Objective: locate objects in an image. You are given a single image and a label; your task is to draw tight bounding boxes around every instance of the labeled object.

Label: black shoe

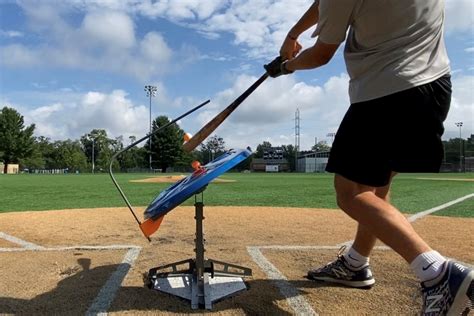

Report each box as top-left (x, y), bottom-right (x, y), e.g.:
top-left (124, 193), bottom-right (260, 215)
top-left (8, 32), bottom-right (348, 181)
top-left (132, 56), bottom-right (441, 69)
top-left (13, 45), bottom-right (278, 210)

top-left (307, 248), bottom-right (375, 289)
top-left (421, 260), bottom-right (474, 315)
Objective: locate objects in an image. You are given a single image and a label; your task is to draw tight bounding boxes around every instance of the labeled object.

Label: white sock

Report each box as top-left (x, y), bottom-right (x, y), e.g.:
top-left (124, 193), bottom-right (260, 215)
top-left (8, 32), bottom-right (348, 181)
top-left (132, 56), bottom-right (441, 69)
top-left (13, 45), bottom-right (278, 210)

top-left (343, 247), bottom-right (370, 270)
top-left (410, 250), bottom-right (446, 282)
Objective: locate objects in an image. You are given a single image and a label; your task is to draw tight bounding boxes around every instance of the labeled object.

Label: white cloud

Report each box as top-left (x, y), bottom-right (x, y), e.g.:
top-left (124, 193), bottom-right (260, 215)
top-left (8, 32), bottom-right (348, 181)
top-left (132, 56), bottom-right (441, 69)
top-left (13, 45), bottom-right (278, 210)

top-left (10, 73), bottom-right (473, 151)
top-left (140, 32), bottom-right (172, 64)
top-left (0, 44), bottom-right (38, 66)
top-left (81, 11), bottom-right (135, 49)
top-left (1, 3), bottom-right (174, 80)
top-left (0, 30), bottom-right (24, 38)
top-left (191, 0), bottom-right (312, 58)
top-left (444, 75), bottom-right (474, 139)
top-left (183, 72), bottom-right (473, 150)
top-left (181, 73), bottom-right (349, 150)
top-left (5, 0), bottom-right (472, 80)
top-left (465, 47), bottom-right (474, 53)
top-left (445, 0), bottom-right (474, 34)
top-left (20, 90), bottom-right (149, 141)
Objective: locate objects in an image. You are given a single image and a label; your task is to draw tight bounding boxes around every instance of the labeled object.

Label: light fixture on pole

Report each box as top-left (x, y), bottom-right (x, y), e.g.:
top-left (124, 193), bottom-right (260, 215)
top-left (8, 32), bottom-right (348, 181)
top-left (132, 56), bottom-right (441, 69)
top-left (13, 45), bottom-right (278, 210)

top-left (327, 132), bottom-right (336, 145)
top-left (455, 122), bottom-right (463, 172)
top-left (145, 85), bottom-right (157, 172)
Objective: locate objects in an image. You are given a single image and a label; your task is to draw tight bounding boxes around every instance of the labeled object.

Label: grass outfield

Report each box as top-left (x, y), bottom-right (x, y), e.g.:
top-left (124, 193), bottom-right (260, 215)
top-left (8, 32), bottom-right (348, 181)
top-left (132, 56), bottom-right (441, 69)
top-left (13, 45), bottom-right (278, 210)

top-left (0, 172), bottom-right (472, 217)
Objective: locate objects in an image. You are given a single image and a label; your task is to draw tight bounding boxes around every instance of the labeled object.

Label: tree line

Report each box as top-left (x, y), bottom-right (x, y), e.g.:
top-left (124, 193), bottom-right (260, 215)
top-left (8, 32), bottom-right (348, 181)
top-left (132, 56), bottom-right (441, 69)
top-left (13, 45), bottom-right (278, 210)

top-left (0, 106), bottom-right (243, 173)
top-left (0, 106), bottom-right (472, 173)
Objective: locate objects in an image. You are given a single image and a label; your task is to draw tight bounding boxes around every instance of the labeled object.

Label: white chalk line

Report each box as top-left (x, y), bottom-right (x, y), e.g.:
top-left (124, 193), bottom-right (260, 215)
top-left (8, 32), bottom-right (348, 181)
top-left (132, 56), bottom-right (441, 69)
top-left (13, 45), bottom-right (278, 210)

top-left (247, 246), bottom-right (318, 316)
top-left (0, 244), bottom-right (141, 252)
top-left (248, 193), bottom-right (474, 316)
top-left (1, 193), bottom-right (472, 315)
top-left (408, 193), bottom-right (474, 222)
top-left (86, 247), bottom-right (141, 315)
top-left (0, 232), bottom-right (142, 316)
top-left (0, 231), bottom-right (45, 249)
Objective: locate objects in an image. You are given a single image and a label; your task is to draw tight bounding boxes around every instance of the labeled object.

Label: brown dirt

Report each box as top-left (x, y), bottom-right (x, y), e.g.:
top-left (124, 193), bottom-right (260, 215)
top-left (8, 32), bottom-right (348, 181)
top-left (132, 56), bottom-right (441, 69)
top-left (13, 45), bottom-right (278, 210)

top-left (130, 175), bottom-right (235, 183)
top-left (0, 206), bottom-right (472, 315)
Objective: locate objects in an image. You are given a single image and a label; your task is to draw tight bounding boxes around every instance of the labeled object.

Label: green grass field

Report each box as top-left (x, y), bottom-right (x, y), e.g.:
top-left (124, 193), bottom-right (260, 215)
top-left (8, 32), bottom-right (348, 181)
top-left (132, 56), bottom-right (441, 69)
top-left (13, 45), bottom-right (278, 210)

top-left (0, 172), bottom-right (472, 217)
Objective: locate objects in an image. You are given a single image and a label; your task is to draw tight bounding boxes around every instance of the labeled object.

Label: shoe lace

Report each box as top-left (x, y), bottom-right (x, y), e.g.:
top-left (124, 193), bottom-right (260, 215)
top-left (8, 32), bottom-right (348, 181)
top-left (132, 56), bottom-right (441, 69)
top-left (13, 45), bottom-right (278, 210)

top-left (337, 245), bottom-right (347, 258)
top-left (319, 245), bottom-right (347, 273)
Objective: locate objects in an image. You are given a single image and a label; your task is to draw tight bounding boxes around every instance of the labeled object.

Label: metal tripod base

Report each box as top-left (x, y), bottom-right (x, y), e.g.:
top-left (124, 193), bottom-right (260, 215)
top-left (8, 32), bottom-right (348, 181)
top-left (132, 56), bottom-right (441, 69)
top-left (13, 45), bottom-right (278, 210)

top-left (149, 270), bottom-right (248, 309)
top-left (145, 195), bottom-right (251, 310)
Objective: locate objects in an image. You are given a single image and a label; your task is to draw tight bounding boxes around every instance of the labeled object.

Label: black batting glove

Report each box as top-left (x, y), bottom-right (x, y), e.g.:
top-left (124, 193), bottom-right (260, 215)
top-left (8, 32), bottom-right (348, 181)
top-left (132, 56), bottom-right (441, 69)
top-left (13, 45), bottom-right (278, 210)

top-left (264, 56), bottom-right (294, 78)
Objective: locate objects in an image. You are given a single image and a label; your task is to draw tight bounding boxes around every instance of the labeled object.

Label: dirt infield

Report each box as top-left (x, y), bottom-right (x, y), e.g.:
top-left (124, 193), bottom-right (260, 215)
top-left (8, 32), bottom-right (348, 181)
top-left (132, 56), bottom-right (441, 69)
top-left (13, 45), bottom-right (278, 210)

top-left (0, 206), bottom-right (473, 315)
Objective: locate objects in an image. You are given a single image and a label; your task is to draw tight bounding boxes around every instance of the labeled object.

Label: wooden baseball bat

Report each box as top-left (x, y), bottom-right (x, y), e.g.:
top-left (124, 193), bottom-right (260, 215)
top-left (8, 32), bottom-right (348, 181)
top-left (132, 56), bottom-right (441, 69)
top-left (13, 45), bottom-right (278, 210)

top-left (182, 72), bottom-right (269, 152)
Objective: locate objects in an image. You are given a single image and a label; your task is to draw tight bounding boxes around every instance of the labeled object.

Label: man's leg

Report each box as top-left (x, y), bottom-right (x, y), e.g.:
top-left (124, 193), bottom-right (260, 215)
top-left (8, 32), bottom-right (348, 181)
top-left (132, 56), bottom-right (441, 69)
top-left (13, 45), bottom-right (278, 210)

top-left (306, 177), bottom-right (393, 287)
top-left (349, 180), bottom-right (392, 259)
top-left (307, 173), bottom-right (425, 287)
top-left (334, 174), bottom-right (429, 263)
top-left (334, 174), bottom-right (474, 315)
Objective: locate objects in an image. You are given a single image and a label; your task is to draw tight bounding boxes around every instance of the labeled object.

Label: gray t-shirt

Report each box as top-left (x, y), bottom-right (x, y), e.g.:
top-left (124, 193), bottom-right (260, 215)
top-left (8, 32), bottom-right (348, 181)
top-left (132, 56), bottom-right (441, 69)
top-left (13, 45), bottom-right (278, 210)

top-left (312, 0), bottom-right (451, 103)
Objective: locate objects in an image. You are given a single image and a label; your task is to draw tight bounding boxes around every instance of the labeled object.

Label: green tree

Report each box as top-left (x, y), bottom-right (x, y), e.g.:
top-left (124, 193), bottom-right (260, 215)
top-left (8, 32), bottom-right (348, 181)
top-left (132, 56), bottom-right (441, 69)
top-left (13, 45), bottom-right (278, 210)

top-left (254, 141), bottom-right (272, 158)
top-left (199, 134), bottom-right (226, 164)
top-left (311, 141), bottom-right (331, 153)
top-left (80, 129), bottom-right (116, 172)
top-left (282, 144), bottom-right (296, 172)
top-left (466, 134), bottom-right (474, 158)
top-left (19, 136), bottom-right (52, 170)
top-left (50, 140), bottom-right (87, 172)
top-left (113, 135), bottom-right (147, 171)
top-left (0, 107), bottom-right (35, 172)
top-left (148, 116), bottom-right (185, 172)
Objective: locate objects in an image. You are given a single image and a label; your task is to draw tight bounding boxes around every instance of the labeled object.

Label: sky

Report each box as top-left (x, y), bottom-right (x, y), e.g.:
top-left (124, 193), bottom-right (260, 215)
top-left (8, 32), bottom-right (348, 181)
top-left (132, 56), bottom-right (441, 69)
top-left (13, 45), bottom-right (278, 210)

top-left (0, 0), bottom-right (473, 152)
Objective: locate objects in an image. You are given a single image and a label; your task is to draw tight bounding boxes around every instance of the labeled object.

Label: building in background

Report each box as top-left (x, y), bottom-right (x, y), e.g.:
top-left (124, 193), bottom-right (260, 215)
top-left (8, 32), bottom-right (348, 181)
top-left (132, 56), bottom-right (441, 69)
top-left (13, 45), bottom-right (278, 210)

top-left (251, 147), bottom-right (289, 172)
top-left (297, 151), bottom-right (330, 173)
top-left (1, 163), bottom-right (20, 174)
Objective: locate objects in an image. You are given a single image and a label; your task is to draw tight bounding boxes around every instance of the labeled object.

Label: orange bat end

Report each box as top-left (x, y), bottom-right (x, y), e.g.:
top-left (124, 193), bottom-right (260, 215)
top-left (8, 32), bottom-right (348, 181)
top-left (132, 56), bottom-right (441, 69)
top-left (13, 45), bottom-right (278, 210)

top-left (139, 216), bottom-right (165, 238)
top-left (183, 132), bottom-right (192, 142)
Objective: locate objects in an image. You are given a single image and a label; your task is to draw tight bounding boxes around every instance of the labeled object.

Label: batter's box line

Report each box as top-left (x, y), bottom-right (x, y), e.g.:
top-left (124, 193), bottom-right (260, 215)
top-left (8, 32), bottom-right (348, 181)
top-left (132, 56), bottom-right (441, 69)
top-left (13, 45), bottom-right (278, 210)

top-left (247, 245), bottom-right (393, 316)
top-left (0, 244), bottom-right (141, 252)
top-left (247, 193), bottom-right (474, 316)
top-left (0, 231), bottom-right (45, 250)
top-left (0, 231), bottom-right (142, 316)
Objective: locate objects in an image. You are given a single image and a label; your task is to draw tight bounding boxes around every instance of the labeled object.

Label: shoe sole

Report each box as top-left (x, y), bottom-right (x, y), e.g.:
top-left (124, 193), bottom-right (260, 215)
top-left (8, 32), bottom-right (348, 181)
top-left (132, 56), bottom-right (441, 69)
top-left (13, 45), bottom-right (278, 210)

top-left (448, 270), bottom-right (473, 316)
top-left (307, 274), bottom-right (375, 289)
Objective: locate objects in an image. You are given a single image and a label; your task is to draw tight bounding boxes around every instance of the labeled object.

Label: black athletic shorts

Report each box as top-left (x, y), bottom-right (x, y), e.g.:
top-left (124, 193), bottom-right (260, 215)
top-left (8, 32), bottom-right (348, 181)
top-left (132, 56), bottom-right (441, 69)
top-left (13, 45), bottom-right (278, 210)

top-left (326, 74), bottom-right (451, 187)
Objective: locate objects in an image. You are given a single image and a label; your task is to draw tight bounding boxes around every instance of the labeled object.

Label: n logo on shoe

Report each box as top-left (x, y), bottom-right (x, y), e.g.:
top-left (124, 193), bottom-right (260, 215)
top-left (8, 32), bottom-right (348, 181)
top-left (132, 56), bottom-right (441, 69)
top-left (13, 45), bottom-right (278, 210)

top-left (331, 267), bottom-right (349, 279)
top-left (425, 294), bottom-right (442, 313)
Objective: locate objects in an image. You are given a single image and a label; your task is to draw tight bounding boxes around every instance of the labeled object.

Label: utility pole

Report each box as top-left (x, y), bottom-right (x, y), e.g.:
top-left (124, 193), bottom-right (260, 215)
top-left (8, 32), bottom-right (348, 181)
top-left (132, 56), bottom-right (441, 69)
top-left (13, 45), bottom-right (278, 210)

top-left (145, 85), bottom-right (157, 172)
top-left (455, 122), bottom-right (463, 172)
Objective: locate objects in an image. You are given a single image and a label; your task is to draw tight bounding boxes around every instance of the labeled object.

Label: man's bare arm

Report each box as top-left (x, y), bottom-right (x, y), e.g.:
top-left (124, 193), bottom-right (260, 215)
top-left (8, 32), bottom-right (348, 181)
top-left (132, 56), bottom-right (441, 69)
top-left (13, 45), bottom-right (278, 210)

top-left (280, 2), bottom-right (320, 60)
top-left (288, 1), bottom-right (320, 39)
top-left (285, 39), bottom-right (339, 71)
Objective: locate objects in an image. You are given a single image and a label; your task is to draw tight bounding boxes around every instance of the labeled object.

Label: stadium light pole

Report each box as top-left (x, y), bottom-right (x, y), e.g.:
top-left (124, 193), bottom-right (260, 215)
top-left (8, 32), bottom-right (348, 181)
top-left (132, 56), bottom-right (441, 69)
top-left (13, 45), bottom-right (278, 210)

top-left (145, 85), bottom-right (157, 172)
top-left (327, 132), bottom-right (336, 145)
top-left (92, 138), bottom-right (95, 174)
top-left (88, 134), bottom-right (95, 174)
top-left (455, 122), bottom-right (463, 172)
